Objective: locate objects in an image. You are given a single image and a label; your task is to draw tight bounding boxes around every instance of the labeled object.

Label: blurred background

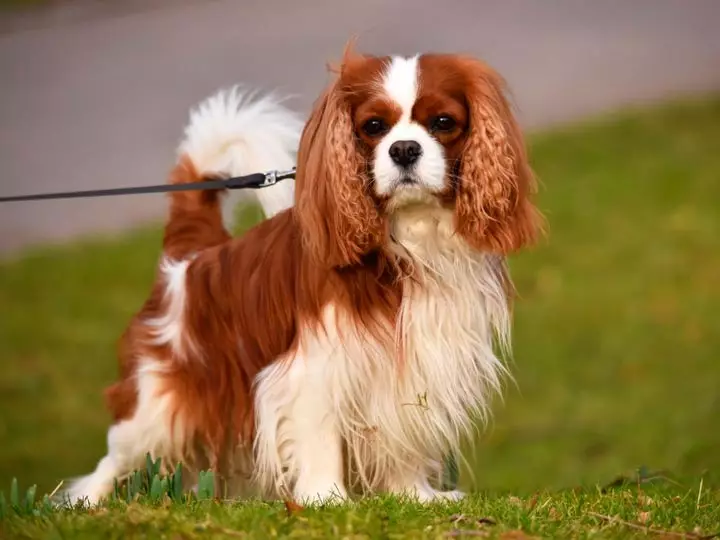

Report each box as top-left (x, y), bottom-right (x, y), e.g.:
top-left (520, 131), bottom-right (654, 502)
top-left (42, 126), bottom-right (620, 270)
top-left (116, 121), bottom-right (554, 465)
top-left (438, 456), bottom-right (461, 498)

top-left (0, 0), bottom-right (719, 496)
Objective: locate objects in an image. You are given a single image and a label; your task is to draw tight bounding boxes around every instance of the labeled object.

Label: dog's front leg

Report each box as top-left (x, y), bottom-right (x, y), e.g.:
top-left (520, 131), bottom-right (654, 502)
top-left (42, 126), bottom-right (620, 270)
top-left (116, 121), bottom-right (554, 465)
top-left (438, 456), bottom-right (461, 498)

top-left (288, 374), bottom-right (346, 505)
top-left (254, 345), bottom-right (347, 505)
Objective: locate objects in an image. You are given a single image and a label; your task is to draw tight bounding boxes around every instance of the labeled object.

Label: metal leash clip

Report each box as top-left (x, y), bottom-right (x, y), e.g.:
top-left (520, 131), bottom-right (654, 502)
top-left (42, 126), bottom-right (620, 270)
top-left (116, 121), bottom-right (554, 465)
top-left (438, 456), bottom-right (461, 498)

top-left (261, 170), bottom-right (278, 187)
top-left (261, 167), bottom-right (297, 187)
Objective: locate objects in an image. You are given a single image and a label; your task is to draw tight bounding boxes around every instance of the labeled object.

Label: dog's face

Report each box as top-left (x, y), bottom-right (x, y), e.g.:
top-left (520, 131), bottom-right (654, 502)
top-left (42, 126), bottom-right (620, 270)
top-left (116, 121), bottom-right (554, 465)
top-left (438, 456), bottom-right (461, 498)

top-left (295, 50), bottom-right (541, 267)
top-left (349, 55), bottom-right (469, 205)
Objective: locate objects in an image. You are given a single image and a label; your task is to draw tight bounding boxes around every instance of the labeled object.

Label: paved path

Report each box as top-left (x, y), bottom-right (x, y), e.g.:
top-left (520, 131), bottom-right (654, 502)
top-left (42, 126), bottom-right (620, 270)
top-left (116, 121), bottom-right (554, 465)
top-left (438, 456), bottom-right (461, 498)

top-left (1, 0), bottom-right (719, 256)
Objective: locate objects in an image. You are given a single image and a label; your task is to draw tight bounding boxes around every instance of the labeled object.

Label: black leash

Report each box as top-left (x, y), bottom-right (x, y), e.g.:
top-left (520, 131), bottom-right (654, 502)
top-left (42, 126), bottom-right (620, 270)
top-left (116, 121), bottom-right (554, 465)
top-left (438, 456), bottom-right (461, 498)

top-left (0, 168), bottom-right (296, 203)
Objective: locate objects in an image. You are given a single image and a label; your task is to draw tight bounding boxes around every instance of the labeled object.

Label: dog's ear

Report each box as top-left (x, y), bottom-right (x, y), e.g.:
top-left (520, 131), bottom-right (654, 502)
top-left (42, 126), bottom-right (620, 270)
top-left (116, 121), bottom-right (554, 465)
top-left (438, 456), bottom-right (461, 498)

top-left (453, 57), bottom-right (543, 254)
top-left (294, 55), bottom-right (386, 268)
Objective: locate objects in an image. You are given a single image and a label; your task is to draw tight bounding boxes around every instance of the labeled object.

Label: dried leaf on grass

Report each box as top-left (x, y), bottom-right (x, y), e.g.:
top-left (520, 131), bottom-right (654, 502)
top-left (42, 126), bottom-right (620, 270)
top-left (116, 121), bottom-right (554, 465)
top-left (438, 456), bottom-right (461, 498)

top-left (284, 499), bottom-right (304, 515)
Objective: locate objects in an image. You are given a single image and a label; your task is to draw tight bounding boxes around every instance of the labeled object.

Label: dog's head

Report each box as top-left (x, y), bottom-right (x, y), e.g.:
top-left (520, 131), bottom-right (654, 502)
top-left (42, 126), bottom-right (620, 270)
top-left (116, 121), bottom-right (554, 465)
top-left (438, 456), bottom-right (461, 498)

top-left (295, 47), bottom-right (542, 267)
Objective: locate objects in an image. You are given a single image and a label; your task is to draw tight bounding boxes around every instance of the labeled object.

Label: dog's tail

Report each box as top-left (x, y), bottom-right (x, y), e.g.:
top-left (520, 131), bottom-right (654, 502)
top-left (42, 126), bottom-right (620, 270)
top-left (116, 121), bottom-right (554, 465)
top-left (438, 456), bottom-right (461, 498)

top-left (164, 86), bottom-right (302, 259)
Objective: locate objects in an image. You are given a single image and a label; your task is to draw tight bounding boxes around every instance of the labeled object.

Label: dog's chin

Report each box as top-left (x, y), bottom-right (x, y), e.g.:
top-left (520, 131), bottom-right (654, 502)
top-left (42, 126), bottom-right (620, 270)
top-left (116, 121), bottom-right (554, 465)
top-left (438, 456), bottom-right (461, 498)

top-left (386, 180), bottom-right (443, 212)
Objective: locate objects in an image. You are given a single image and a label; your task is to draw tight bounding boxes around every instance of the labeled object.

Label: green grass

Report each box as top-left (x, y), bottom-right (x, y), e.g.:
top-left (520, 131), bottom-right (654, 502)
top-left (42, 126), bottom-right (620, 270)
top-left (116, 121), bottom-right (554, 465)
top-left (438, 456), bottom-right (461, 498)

top-left (1, 95), bottom-right (720, 537)
top-left (2, 482), bottom-right (719, 539)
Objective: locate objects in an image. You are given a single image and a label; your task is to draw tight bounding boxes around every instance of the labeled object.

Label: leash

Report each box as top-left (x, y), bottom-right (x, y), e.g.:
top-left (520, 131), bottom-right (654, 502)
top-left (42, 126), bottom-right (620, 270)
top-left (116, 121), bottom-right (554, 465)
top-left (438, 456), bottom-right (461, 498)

top-left (0, 168), bottom-right (297, 203)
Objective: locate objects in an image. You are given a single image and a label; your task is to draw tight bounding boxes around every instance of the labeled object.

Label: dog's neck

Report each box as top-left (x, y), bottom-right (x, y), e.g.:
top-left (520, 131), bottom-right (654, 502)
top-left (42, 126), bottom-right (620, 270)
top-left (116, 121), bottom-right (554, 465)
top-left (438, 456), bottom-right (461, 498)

top-left (389, 202), bottom-right (464, 264)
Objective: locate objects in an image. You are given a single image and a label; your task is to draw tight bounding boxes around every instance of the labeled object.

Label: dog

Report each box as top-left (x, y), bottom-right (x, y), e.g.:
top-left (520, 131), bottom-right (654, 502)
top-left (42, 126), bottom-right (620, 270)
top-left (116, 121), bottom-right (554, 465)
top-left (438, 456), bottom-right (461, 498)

top-left (63, 46), bottom-right (541, 506)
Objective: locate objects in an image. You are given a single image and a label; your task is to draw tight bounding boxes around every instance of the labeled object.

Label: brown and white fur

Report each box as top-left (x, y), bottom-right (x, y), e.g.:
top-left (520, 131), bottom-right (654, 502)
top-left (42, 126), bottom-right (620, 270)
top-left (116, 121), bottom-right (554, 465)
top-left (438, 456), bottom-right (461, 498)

top-left (62, 48), bottom-right (541, 506)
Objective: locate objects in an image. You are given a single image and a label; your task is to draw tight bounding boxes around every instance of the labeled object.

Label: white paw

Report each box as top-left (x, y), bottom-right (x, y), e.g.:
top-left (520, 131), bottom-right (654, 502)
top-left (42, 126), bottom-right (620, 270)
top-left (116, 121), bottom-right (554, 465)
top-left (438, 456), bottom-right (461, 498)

top-left (57, 476), bottom-right (108, 507)
top-left (57, 455), bottom-right (121, 507)
top-left (431, 489), bottom-right (466, 502)
top-left (293, 484), bottom-right (348, 506)
top-left (390, 483), bottom-right (466, 503)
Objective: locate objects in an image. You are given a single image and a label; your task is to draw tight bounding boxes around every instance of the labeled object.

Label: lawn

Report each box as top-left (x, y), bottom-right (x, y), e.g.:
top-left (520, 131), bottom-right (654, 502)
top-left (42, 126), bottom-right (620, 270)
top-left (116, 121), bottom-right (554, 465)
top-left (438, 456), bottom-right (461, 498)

top-left (2, 485), bottom-right (719, 539)
top-left (1, 94), bottom-right (719, 538)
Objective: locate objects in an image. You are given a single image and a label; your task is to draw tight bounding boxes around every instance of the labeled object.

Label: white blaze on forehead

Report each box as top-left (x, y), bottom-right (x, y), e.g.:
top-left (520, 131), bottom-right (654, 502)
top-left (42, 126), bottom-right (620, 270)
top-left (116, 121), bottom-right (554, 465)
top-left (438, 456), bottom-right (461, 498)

top-left (374, 54), bottom-right (447, 199)
top-left (382, 56), bottom-right (419, 119)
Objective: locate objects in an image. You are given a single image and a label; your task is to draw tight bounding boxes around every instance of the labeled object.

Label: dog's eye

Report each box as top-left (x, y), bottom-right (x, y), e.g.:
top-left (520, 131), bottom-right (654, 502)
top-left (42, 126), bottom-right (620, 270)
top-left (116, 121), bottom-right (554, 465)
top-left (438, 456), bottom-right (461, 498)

top-left (361, 117), bottom-right (389, 137)
top-left (430, 115), bottom-right (457, 133)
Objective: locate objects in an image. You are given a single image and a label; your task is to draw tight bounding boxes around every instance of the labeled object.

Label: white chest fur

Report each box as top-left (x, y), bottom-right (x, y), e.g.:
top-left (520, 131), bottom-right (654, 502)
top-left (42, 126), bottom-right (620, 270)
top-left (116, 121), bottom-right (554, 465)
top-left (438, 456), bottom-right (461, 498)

top-left (393, 206), bottom-right (510, 420)
top-left (346, 206), bottom-right (511, 487)
top-left (253, 206), bottom-right (512, 501)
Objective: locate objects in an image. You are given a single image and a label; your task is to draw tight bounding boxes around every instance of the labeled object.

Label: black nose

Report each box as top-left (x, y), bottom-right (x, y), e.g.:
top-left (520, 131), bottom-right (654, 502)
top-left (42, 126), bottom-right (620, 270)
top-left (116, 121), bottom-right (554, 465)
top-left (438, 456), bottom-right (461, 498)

top-left (388, 140), bottom-right (422, 168)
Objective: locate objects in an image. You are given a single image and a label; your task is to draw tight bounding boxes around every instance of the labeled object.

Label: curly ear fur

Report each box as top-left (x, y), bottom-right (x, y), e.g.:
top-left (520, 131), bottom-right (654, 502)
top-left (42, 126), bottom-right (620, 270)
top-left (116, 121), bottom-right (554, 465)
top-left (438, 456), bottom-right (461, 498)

top-left (454, 59), bottom-right (542, 254)
top-left (294, 79), bottom-right (385, 268)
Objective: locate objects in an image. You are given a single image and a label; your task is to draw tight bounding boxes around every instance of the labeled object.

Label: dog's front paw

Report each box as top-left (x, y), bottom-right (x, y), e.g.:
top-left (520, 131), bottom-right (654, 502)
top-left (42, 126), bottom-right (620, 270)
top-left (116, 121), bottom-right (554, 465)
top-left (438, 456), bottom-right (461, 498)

top-left (293, 483), bottom-right (347, 506)
top-left (388, 476), bottom-right (466, 503)
top-left (430, 489), bottom-right (465, 502)
top-left (407, 485), bottom-right (466, 503)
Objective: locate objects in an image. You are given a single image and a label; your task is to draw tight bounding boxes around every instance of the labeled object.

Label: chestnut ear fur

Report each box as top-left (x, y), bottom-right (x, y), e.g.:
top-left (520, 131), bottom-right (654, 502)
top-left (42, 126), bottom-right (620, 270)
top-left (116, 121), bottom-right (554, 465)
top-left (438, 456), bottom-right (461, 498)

top-left (453, 57), bottom-right (543, 254)
top-left (294, 51), bottom-right (386, 268)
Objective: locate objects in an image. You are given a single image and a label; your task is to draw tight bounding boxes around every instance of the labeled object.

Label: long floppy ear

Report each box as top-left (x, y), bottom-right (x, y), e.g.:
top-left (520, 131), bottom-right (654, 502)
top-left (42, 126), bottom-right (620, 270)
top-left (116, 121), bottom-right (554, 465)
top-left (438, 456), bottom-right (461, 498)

top-left (454, 58), bottom-right (542, 254)
top-left (294, 78), bottom-right (385, 267)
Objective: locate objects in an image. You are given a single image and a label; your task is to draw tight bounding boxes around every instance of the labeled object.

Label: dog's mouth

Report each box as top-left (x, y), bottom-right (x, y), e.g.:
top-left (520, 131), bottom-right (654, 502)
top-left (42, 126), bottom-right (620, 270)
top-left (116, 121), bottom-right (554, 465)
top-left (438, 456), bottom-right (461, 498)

top-left (391, 173), bottom-right (423, 191)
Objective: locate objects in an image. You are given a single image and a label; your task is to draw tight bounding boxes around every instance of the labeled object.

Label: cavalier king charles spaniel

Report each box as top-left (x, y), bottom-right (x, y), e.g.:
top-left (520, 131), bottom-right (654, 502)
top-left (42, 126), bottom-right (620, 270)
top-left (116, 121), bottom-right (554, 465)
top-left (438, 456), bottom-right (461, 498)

top-left (64, 47), bottom-right (541, 506)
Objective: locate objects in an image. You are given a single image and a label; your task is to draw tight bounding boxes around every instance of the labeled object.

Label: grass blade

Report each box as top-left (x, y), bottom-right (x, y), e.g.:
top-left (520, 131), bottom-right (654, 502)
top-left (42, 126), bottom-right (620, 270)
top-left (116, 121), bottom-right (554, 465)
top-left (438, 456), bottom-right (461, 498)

top-left (172, 463), bottom-right (183, 501)
top-left (135, 471), bottom-right (144, 497)
top-left (25, 485), bottom-right (37, 513)
top-left (145, 454), bottom-right (154, 487)
top-left (197, 471), bottom-right (215, 501)
top-left (126, 474), bottom-right (133, 504)
top-left (150, 475), bottom-right (163, 502)
top-left (42, 494), bottom-right (52, 514)
top-left (10, 478), bottom-right (19, 508)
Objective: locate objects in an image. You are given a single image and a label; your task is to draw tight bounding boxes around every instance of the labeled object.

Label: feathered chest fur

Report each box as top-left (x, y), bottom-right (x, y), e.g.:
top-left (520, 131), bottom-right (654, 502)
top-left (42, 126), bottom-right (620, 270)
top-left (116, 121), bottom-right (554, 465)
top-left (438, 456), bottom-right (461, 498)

top-left (333, 205), bottom-right (511, 488)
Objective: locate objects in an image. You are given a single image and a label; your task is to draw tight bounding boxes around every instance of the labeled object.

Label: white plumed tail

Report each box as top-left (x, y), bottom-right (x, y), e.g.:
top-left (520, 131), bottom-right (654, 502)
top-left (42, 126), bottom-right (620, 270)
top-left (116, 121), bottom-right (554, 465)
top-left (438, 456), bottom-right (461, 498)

top-left (178, 85), bottom-right (303, 226)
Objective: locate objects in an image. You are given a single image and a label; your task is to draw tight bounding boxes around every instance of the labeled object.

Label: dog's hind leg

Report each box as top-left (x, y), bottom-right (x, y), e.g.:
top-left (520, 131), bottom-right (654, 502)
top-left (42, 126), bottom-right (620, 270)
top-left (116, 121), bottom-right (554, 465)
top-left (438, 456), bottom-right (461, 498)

top-left (61, 360), bottom-right (187, 506)
top-left (61, 420), bottom-right (144, 506)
